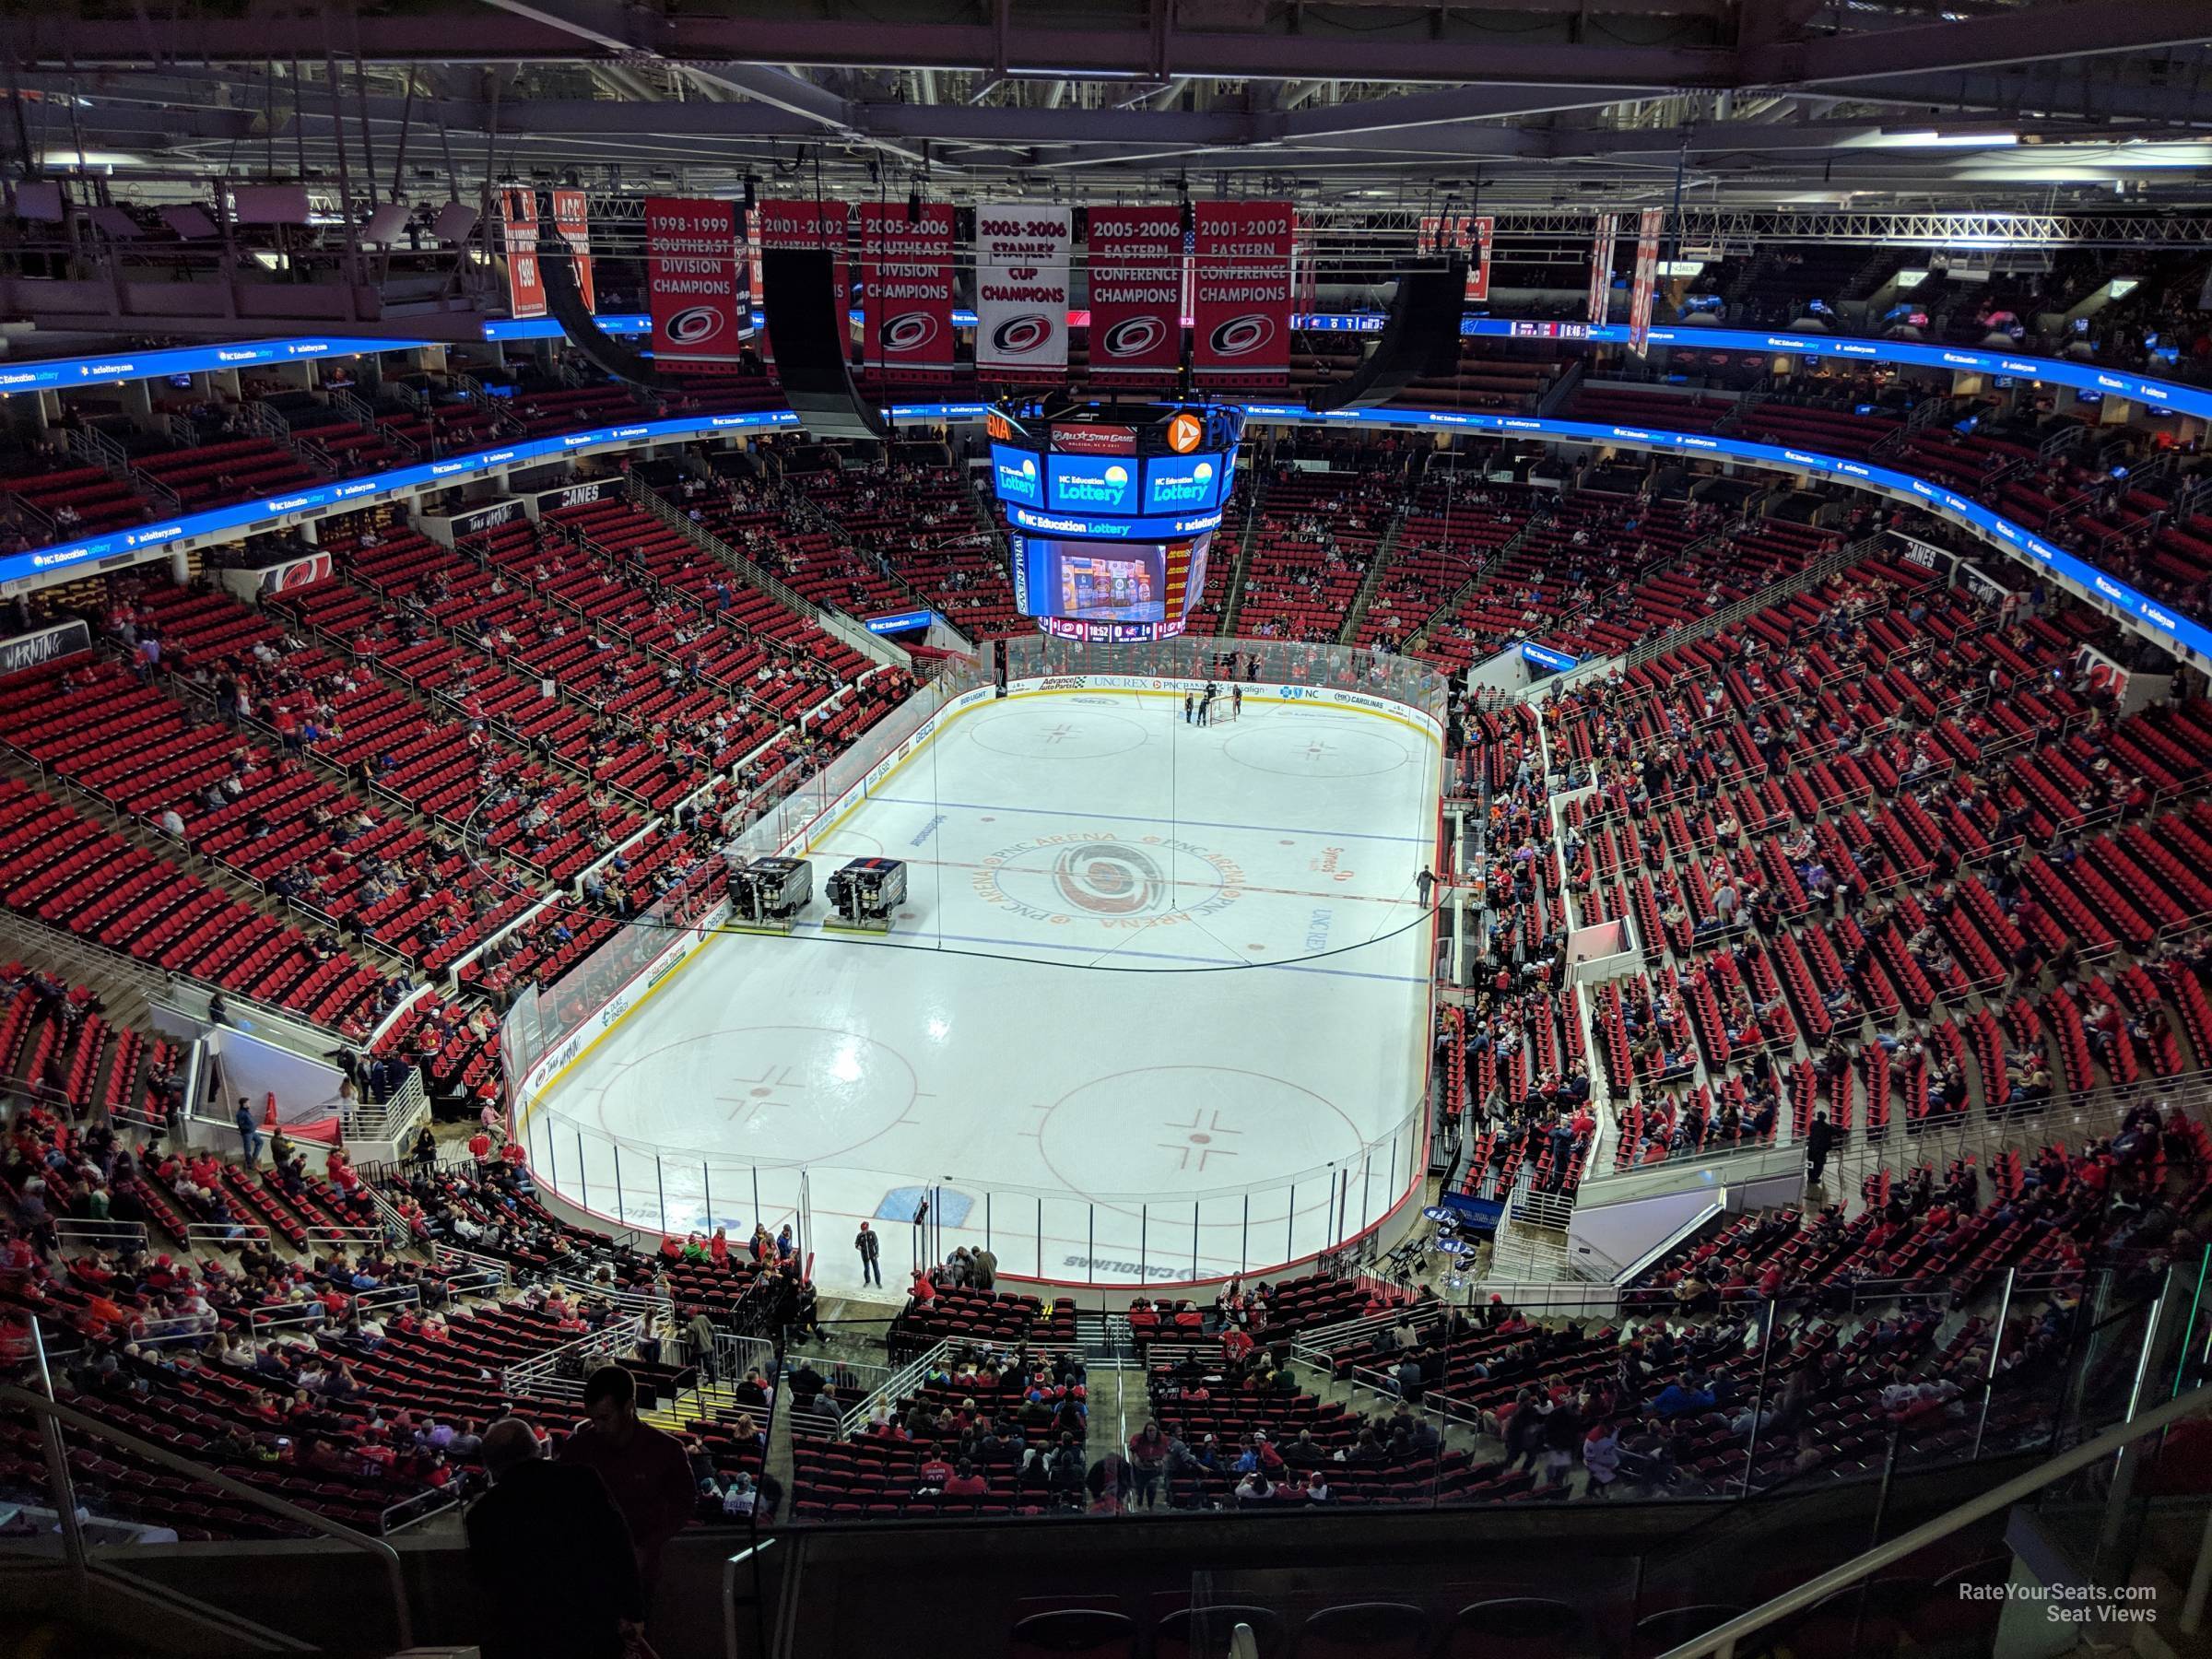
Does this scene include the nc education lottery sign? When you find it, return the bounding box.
[857,201,956,377]
[1085,205,1184,381]
[975,205,1071,376]
[1193,201,1294,382]
[645,197,747,363]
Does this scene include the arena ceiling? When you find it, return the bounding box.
[6,0,2212,212]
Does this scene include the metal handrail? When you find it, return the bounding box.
[0,1381,416,1649]
[1653,1377,2212,1659]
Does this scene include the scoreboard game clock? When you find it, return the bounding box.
[984,397,1245,642]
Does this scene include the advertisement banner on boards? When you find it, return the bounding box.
[1587,213,1617,326]
[756,198,852,368]
[1629,206,1665,355]
[645,196,747,363]
[1084,205,1184,381]
[1418,214,1495,303]
[550,189,596,315]
[1192,200,1294,382]
[974,204,1072,377]
[857,201,957,377]
[498,188,546,320]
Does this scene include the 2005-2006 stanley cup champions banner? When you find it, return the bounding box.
[974,204,1071,378]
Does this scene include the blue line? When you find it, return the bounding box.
[863,794,1431,846]
[791,921,1429,984]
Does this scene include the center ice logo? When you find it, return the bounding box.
[1052,841,1166,915]
[973,831,1245,927]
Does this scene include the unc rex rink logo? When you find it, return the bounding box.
[971,830,1246,928]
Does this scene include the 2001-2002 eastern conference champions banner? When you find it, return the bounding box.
[857,201,957,378]
[645,196,747,363]
[1085,205,1184,382]
[1192,200,1294,383]
[974,204,1071,377]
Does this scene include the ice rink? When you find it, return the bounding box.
[527,685,1441,1292]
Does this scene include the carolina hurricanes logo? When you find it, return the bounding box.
[1208,314,1274,358]
[990,313,1054,356]
[666,306,725,347]
[882,312,939,352]
[1053,841,1168,915]
[1100,316,1167,359]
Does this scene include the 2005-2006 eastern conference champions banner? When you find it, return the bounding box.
[1085,205,1184,381]
[645,196,747,363]
[974,204,1071,377]
[857,200,957,377]
[755,198,852,369]
[1192,200,1294,383]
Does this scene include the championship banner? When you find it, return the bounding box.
[974,204,1072,377]
[1629,206,1665,355]
[498,188,546,321]
[1587,213,1617,326]
[1418,214,1495,302]
[550,189,596,316]
[645,196,747,363]
[756,198,851,368]
[857,200,956,377]
[1085,205,1184,380]
[1192,200,1294,382]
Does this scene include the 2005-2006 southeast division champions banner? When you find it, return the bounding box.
[974,205,1071,377]
[858,200,957,378]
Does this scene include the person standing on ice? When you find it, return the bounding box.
[854,1222,882,1287]
[1183,691,1194,724]
[1417,867,1436,909]
[1231,685,1242,721]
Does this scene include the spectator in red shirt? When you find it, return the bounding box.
[559,1365,696,1598]
[942,1460,989,1498]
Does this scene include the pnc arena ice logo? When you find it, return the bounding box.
[665,305,727,347]
[881,312,940,353]
[1208,314,1275,358]
[1100,316,1168,359]
[990,313,1055,356]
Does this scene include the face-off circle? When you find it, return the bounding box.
[967,708,1147,761]
[971,831,1245,928]
[587,1025,917,1163]
[1036,1065,1363,1194]
[1224,716,1411,780]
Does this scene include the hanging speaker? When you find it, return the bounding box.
[1306,258,1468,413]
[759,246,888,441]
